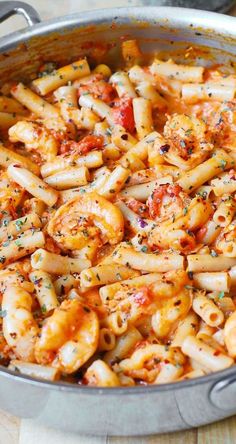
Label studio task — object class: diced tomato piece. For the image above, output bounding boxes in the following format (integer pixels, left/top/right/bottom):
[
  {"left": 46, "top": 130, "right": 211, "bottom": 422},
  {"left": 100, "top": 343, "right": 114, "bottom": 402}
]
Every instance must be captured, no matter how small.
[
  {"left": 9, "top": 204, "right": 20, "bottom": 220},
  {"left": 112, "top": 97, "right": 135, "bottom": 133},
  {"left": 77, "top": 74, "right": 115, "bottom": 103},
  {"left": 59, "top": 135, "right": 104, "bottom": 155}
]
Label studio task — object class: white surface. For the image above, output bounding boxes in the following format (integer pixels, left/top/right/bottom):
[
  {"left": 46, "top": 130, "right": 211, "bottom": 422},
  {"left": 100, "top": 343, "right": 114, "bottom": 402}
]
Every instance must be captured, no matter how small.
[{"left": 19, "top": 420, "right": 107, "bottom": 444}]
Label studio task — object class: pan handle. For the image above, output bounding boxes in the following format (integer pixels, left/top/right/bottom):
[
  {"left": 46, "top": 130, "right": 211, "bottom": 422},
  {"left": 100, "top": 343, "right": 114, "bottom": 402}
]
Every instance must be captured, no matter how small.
[
  {"left": 0, "top": 1, "right": 41, "bottom": 27},
  {"left": 210, "top": 376, "right": 236, "bottom": 411}
]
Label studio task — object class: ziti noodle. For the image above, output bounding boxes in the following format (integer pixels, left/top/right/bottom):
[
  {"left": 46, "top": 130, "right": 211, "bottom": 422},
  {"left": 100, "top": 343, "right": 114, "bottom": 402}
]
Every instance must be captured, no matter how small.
[{"left": 0, "top": 41, "right": 236, "bottom": 386}]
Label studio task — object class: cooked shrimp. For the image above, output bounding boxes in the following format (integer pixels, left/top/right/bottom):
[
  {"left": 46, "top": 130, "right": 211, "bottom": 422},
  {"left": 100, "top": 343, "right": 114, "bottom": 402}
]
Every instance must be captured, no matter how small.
[
  {"left": 35, "top": 299, "right": 99, "bottom": 373},
  {"left": 160, "top": 114, "right": 213, "bottom": 170},
  {"left": 0, "top": 171, "right": 24, "bottom": 215},
  {"left": 148, "top": 196, "right": 213, "bottom": 252},
  {"left": 2, "top": 285, "right": 39, "bottom": 362},
  {"left": 206, "top": 100, "right": 236, "bottom": 152},
  {"left": 0, "top": 268, "right": 34, "bottom": 293},
  {"left": 47, "top": 191, "right": 124, "bottom": 251},
  {"left": 147, "top": 183, "right": 190, "bottom": 222},
  {"left": 102, "top": 283, "right": 155, "bottom": 324},
  {"left": 9, "top": 120, "right": 58, "bottom": 161}
]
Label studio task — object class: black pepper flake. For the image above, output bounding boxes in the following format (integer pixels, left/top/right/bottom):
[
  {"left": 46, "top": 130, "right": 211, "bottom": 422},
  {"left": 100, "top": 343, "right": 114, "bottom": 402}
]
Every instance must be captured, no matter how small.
[
  {"left": 188, "top": 271, "right": 194, "bottom": 280},
  {"left": 83, "top": 306, "right": 90, "bottom": 313}
]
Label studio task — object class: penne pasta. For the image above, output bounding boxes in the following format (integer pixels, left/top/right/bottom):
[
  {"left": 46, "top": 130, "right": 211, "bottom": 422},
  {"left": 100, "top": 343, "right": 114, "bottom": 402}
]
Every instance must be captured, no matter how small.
[
  {"left": 192, "top": 293, "right": 224, "bottom": 327},
  {"left": 84, "top": 360, "right": 120, "bottom": 387},
  {"left": 9, "top": 360, "right": 60, "bottom": 381},
  {"left": 0, "top": 143, "right": 39, "bottom": 175},
  {"left": 98, "top": 328, "right": 116, "bottom": 352},
  {"left": 150, "top": 59, "right": 204, "bottom": 83},
  {"left": 104, "top": 327, "right": 142, "bottom": 365},
  {"left": 0, "top": 231, "right": 45, "bottom": 268},
  {"left": 32, "top": 59, "right": 90, "bottom": 95},
  {"left": 120, "top": 176, "right": 172, "bottom": 201},
  {"left": 44, "top": 166, "right": 90, "bottom": 190},
  {"left": 111, "top": 125, "right": 137, "bottom": 152},
  {"left": 171, "top": 312, "right": 198, "bottom": 347},
  {"left": 0, "top": 96, "right": 28, "bottom": 115},
  {"left": 7, "top": 164, "right": 58, "bottom": 206},
  {"left": 31, "top": 249, "right": 91, "bottom": 274},
  {"left": 133, "top": 97, "right": 153, "bottom": 140},
  {"left": 182, "top": 336, "right": 233, "bottom": 372},
  {"left": 110, "top": 71, "right": 137, "bottom": 98},
  {"left": 0, "top": 213, "right": 42, "bottom": 242},
  {"left": 0, "top": 112, "right": 22, "bottom": 129},
  {"left": 100, "top": 273, "right": 161, "bottom": 304},
  {"left": 211, "top": 172, "right": 236, "bottom": 196},
  {"left": 99, "top": 166, "right": 130, "bottom": 199},
  {"left": 182, "top": 82, "right": 235, "bottom": 103},
  {"left": 11, "top": 83, "right": 65, "bottom": 132},
  {"left": 213, "top": 197, "right": 236, "bottom": 227},
  {"left": 80, "top": 264, "right": 139, "bottom": 288},
  {"left": 119, "top": 131, "right": 159, "bottom": 166},
  {"left": 29, "top": 270, "right": 59, "bottom": 312},
  {"left": 136, "top": 81, "right": 167, "bottom": 110},
  {"left": 177, "top": 150, "right": 234, "bottom": 192},
  {"left": 113, "top": 244, "right": 184, "bottom": 272},
  {"left": 193, "top": 272, "right": 230, "bottom": 293},
  {"left": 0, "top": 53, "right": 236, "bottom": 387},
  {"left": 79, "top": 94, "right": 113, "bottom": 125},
  {"left": 41, "top": 151, "right": 103, "bottom": 178},
  {"left": 187, "top": 254, "right": 236, "bottom": 272}
]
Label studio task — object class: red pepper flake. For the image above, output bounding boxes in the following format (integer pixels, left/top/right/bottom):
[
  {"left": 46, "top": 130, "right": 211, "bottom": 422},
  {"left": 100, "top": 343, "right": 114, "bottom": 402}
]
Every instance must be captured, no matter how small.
[{"left": 213, "top": 350, "right": 221, "bottom": 356}]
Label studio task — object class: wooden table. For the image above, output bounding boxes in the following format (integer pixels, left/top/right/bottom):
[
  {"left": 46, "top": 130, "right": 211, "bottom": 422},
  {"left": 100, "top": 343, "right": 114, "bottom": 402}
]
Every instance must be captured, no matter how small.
[{"left": 0, "top": 0, "right": 236, "bottom": 442}]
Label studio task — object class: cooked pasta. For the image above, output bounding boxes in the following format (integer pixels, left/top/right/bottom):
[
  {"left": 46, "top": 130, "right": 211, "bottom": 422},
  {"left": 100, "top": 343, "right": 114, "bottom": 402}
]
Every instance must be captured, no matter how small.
[{"left": 0, "top": 43, "right": 235, "bottom": 387}]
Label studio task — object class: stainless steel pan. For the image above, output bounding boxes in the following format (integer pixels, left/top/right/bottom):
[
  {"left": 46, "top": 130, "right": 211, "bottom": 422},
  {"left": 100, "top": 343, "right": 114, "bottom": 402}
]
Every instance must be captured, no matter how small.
[{"left": 0, "top": 1, "right": 236, "bottom": 436}]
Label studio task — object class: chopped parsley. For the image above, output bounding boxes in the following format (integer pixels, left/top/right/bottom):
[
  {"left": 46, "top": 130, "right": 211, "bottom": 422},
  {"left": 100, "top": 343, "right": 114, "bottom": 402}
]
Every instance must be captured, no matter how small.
[
  {"left": 197, "top": 190, "right": 207, "bottom": 200},
  {"left": 0, "top": 309, "right": 7, "bottom": 318},
  {"left": 41, "top": 304, "right": 47, "bottom": 314},
  {"left": 220, "top": 159, "right": 227, "bottom": 171},
  {"left": 15, "top": 218, "right": 27, "bottom": 231},
  {"left": 188, "top": 271, "right": 194, "bottom": 280},
  {"left": 45, "top": 283, "right": 52, "bottom": 289},
  {"left": 141, "top": 245, "right": 148, "bottom": 253}
]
